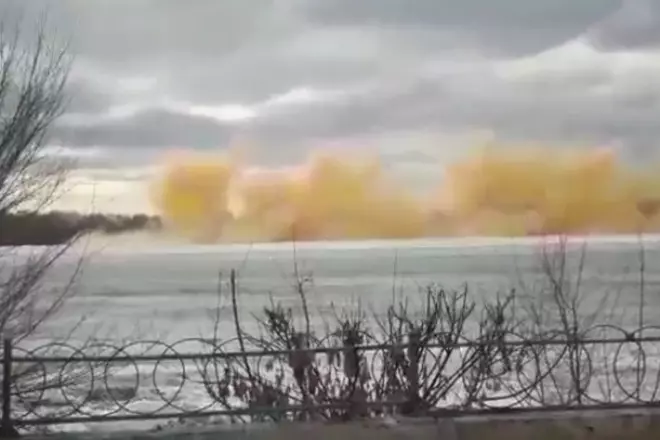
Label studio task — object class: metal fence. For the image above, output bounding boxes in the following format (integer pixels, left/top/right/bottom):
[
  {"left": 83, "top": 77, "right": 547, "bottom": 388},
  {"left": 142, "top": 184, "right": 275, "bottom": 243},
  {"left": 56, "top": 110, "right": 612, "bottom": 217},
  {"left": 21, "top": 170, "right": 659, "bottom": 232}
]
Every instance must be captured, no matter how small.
[{"left": 2, "top": 325, "right": 660, "bottom": 434}]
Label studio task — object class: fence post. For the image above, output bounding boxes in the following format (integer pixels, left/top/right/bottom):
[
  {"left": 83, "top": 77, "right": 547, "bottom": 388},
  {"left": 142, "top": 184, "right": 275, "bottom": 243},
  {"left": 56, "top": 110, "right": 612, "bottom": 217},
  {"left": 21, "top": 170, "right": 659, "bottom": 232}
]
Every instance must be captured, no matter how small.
[{"left": 1, "top": 337, "right": 18, "bottom": 438}]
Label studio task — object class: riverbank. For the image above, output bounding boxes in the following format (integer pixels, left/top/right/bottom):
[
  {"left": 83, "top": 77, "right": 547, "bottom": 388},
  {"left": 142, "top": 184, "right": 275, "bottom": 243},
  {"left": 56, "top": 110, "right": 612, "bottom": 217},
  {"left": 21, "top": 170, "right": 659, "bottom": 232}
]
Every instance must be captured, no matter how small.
[{"left": 24, "top": 407, "right": 660, "bottom": 440}]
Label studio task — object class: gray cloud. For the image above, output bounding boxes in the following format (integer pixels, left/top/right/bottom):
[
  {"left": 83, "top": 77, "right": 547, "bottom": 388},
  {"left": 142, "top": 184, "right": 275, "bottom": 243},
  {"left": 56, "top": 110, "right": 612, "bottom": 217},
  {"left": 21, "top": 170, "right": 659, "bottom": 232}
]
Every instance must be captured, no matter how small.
[
  {"left": 240, "top": 42, "right": 660, "bottom": 162},
  {"left": 588, "top": 0, "right": 660, "bottom": 50},
  {"left": 302, "top": 0, "right": 623, "bottom": 55},
  {"left": 51, "top": 109, "right": 234, "bottom": 149},
  {"left": 2, "top": 0, "right": 660, "bottom": 172},
  {"left": 63, "top": 77, "right": 115, "bottom": 114},
  {"left": 1, "top": 0, "right": 288, "bottom": 64}
]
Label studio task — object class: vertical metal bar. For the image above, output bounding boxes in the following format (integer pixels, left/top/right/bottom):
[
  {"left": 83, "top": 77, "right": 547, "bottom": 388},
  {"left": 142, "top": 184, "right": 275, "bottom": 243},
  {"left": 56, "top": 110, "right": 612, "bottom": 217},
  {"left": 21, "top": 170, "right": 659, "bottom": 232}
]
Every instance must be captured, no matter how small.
[{"left": 1, "top": 338, "right": 18, "bottom": 437}]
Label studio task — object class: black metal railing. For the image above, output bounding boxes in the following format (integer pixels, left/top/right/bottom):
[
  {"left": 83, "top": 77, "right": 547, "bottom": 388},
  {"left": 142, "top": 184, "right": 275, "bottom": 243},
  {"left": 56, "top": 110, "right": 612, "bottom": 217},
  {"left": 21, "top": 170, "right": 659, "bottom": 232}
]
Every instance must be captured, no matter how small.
[{"left": 2, "top": 325, "right": 660, "bottom": 433}]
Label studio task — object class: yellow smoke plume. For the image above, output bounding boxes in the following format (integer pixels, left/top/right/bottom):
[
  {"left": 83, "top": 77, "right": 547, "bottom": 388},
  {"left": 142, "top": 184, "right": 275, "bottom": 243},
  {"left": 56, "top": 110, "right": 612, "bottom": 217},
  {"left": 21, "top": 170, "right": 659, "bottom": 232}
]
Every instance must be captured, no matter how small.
[
  {"left": 149, "top": 150, "right": 236, "bottom": 242},
  {"left": 149, "top": 144, "right": 660, "bottom": 242}
]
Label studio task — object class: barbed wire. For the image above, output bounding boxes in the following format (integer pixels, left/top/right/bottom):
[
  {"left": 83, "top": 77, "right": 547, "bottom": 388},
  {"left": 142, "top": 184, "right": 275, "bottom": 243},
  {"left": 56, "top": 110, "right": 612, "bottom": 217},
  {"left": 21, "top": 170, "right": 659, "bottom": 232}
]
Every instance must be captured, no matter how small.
[{"left": 2, "top": 323, "right": 660, "bottom": 426}]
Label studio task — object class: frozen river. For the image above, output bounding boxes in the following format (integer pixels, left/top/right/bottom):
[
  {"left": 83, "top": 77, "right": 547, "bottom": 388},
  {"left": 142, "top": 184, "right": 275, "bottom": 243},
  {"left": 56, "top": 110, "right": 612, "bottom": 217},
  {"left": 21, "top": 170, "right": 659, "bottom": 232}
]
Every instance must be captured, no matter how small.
[
  {"left": 19, "top": 233, "right": 660, "bottom": 344},
  {"left": 4, "top": 234, "right": 660, "bottom": 432}
]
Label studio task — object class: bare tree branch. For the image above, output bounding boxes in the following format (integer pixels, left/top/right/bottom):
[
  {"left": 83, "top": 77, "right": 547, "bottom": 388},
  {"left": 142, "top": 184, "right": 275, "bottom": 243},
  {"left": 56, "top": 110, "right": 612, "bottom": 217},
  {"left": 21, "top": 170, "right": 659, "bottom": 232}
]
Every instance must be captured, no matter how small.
[{"left": 0, "top": 18, "right": 76, "bottom": 341}]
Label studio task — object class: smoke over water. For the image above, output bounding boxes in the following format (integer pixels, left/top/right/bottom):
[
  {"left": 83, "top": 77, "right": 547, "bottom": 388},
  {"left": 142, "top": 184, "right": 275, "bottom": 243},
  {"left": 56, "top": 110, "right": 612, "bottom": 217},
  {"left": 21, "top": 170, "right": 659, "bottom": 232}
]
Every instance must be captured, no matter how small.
[{"left": 149, "top": 146, "right": 660, "bottom": 242}]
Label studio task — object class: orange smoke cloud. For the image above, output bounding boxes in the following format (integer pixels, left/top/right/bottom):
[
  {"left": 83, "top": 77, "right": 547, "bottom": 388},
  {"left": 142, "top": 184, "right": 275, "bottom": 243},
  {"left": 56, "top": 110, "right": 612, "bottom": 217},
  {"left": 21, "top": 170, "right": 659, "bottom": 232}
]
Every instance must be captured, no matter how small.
[
  {"left": 149, "top": 145, "right": 660, "bottom": 242},
  {"left": 149, "top": 151, "right": 236, "bottom": 242}
]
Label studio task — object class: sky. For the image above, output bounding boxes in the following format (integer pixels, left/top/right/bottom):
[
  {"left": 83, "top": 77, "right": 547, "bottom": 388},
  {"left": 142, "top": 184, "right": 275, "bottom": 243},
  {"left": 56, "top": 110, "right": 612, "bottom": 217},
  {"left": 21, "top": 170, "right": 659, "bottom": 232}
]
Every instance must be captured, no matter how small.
[{"left": 2, "top": 0, "right": 660, "bottom": 214}]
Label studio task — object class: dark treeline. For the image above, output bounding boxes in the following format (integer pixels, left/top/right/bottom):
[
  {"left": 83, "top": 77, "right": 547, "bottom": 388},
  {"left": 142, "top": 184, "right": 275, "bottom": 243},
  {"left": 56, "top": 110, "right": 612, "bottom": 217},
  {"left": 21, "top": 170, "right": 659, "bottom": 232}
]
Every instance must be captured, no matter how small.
[{"left": 0, "top": 211, "right": 162, "bottom": 246}]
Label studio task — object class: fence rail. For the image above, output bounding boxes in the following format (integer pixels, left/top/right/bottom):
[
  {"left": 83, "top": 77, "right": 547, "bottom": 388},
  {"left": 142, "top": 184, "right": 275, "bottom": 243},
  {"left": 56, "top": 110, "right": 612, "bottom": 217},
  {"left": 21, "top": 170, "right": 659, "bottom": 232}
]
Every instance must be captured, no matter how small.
[{"left": 2, "top": 325, "right": 660, "bottom": 433}]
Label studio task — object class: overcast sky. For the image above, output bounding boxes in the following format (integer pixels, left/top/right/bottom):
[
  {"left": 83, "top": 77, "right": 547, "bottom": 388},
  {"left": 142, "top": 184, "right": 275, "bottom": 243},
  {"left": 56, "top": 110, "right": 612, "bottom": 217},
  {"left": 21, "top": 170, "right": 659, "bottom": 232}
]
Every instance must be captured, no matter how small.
[{"left": 2, "top": 0, "right": 660, "bottom": 213}]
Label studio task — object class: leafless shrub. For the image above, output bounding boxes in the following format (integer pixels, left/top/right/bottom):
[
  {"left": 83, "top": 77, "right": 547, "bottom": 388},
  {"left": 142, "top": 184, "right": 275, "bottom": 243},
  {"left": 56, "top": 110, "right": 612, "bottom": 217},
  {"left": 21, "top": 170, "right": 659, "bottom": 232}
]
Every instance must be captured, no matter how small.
[
  {"left": 195, "top": 233, "right": 654, "bottom": 423},
  {"left": 195, "top": 270, "right": 522, "bottom": 421}
]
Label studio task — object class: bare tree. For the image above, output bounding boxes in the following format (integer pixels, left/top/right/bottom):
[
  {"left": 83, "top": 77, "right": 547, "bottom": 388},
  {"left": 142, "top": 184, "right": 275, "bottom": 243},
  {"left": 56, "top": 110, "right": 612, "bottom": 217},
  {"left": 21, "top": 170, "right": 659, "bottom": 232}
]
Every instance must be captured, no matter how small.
[
  {"left": 0, "top": 21, "right": 77, "bottom": 343},
  {"left": 0, "top": 21, "right": 94, "bottom": 437}
]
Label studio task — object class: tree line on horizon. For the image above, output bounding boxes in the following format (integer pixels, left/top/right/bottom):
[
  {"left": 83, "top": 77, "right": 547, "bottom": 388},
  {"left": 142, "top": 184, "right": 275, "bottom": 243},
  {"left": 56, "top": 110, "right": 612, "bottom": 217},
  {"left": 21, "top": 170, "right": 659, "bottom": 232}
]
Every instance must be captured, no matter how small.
[{"left": 0, "top": 211, "right": 162, "bottom": 246}]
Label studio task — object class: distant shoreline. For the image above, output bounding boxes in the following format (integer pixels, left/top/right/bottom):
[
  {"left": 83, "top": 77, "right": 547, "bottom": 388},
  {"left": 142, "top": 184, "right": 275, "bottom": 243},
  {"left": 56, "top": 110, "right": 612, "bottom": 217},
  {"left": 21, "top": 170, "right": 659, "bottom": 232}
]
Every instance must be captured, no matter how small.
[
  {"left": 0, "top": 211, "right": 162, "bottom": 246},
  {"left": 3, "top": 210, "right": 660, "bottom": 247}
]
